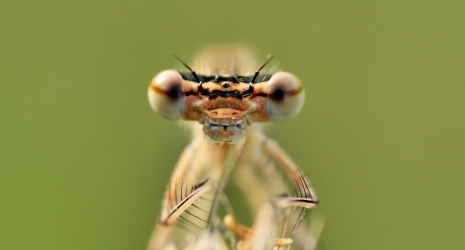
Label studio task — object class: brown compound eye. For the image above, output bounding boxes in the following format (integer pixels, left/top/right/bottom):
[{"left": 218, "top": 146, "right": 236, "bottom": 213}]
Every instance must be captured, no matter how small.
[
  {"left": 148, "top": 70, "right": 185, "bottom": 120},
  {"left": 266, "top": 72, "right": 305, "bottom": 122}
]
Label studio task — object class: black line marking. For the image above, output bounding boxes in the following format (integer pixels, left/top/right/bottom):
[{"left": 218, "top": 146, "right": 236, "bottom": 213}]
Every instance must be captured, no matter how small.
[
  {"left": 176, "top": 216, "right": 203, "bottom": 232},
  {"left": 292, "top": 207, "right": 306, "bottom": 233},
  {"left": 180, "top": 72, "right": 273, "bottom": 84},
  {"left": 191, "top": 204, "right": 209, "bottom": 214},
  {"left": 293, "top": 198, "right": 317, "bottom": 204},
  {"left": 185, "top": 210, "right": 207, "bottom": 223},
  {"left": 294, "top": 174, "right": 304, "bottom": 198},
  {"left": 179, "top": 215, "right": 202, "bottom": 229},
  {"left": 185, "top": 90, "right": 197, "bottom": 96},
  {"left": 174, "top": 220, "right": 197, "bottom": 232},
  {"left": 298, "top": 169, "right": 311, "bottom": 199},
  {"left": 297, "top": 171, "right": 308, "bottom": 199},
  {"left": 198, "top": 88, "right": 255, "bottom": 100}
]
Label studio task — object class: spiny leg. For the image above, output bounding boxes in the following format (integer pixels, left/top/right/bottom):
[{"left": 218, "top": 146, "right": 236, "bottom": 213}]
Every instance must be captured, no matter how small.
[
  {"left": 257, "top": 134, "right": 320, "bottom": 248},
  {"left": 224, "top": 193, "right": 319, "bottom": 250},
  {"left": 149, "top": 138, "right": 245, "bottom": 249},
  {"left": 148, "top": 138, "right": 208, "bottom": 249},
  {"left": 256, "top": 134, "right": 318, "bottom": 204}
]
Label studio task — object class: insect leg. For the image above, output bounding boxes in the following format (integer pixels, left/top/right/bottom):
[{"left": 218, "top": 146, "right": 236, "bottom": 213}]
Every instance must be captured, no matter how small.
[
  {"left": 256, "top": 134, "right": 321, "bottom": 249},
  {"left": 257, "top": 134, "right": 319, "bottom": 203},
  {"left": 148, "top": 138, "right": 207, "bottom": 250},
  {"left": 224, "top": 203, "right": 293, "bottom": 250}
]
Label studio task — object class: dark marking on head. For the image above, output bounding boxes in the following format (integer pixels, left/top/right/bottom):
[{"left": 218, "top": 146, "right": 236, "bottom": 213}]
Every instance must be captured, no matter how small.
[
  {"left": 150, "top": 84, "right": 184, "bottom": 99},
  {"left": 270, "top": 87, "right": 285, "bottom": 101},
  {"left": 179, "top": 73, "right": 273, "bottom": 84},
  {"left": 185, "top": 90, "right": 197, "bottom": 96},
  {"left": 268, "top": 85, "right": 304, "bottom": 101},
  {"left": 197, "top": 83, "right": 255, "bottom": 100},
  {"left": 166, "top": 85, "right": 183, "bottom": 99},
  {"left": 221, "top": 82, "right": 231, "bottom": 88}
]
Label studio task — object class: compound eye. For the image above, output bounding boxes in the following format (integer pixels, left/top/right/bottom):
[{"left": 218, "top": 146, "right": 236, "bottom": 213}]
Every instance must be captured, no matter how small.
[
  {"left": 148, "top": 70, "right": 185, "bottom": 120},
  {"left": 266, "top": 72, "right": 305, "bottom": 122}
]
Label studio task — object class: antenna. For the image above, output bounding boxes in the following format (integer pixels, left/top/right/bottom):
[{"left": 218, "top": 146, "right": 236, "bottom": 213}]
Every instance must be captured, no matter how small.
[
  {"left": 172, "top": 54, "right": 201, "bottom": 83},
  {"left": 251, "top": 55, "right": 275, "bottom": 84}
]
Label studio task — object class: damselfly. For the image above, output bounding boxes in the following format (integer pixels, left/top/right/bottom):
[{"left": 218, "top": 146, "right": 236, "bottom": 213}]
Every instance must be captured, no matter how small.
[{"left": 147, "top": 44, "right": 321, "bottom": 250}]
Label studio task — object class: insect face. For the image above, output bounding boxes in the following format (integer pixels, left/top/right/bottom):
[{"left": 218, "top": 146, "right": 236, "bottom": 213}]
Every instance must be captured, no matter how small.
[{"left": 148, "top": 48, "right": 305, "bottom": 143}]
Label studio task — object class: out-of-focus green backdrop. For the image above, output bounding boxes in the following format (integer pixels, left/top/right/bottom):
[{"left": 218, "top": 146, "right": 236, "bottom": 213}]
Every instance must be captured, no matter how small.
[{"left": 1, "top": 1, "right": 464, "bottom": 249}]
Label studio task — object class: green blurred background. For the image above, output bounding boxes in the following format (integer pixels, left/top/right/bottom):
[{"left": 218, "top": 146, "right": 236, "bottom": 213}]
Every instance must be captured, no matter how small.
[{"left": 1, "top": 1, "right": 464, "bottom": 249}]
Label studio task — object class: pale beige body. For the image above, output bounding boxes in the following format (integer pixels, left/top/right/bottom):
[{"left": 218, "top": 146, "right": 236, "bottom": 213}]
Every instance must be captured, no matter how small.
[{"left": 148, "top": 45, "right": 320, "bottom": 249}]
